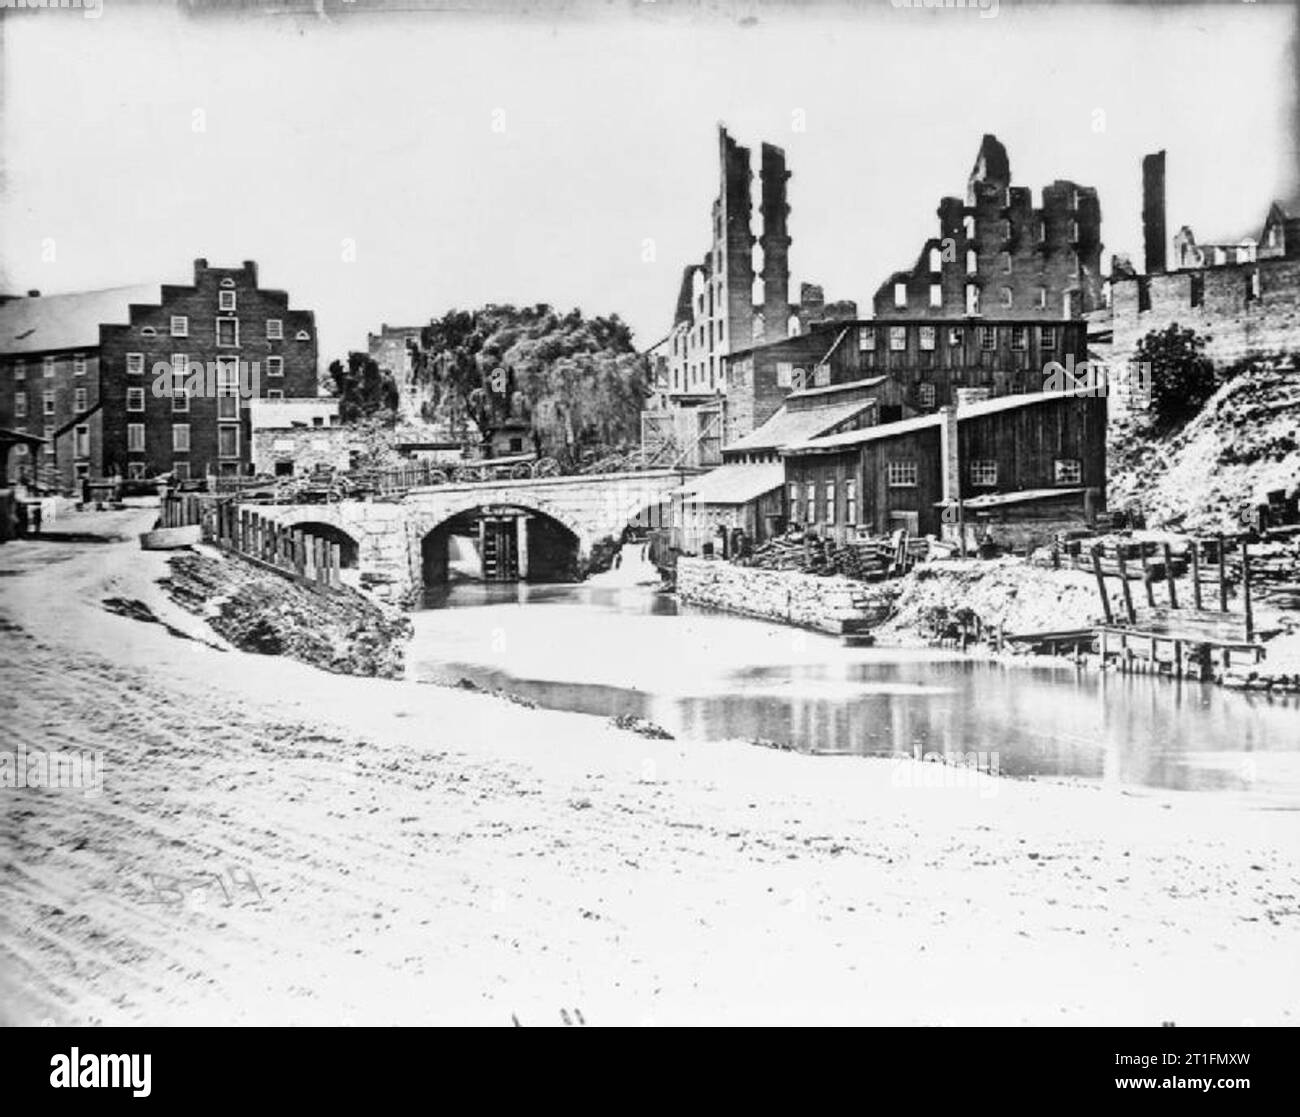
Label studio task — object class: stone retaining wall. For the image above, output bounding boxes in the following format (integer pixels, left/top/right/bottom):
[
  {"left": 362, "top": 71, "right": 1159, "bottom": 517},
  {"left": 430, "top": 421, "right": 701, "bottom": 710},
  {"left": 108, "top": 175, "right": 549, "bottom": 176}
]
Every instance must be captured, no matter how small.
[{"left": 675, "top": 557, "right": 896, "bottom": 631}]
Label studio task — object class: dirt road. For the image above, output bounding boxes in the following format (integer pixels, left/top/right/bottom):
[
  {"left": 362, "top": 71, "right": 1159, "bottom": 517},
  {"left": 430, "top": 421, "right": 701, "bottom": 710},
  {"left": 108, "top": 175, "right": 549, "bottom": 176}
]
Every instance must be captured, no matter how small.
[{"left": 1, "top": 510, "right": 1297, "bottom": 1025}]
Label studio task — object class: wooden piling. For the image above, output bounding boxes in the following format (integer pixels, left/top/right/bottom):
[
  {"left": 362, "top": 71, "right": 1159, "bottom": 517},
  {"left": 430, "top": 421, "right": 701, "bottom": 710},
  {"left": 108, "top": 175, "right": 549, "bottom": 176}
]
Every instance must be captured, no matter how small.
[
  {"left": 1242, "top": 539, "right": 1253, "bottom": 643},
  {"left": 1191, "top": 539, "right": 1203, "bottom": 610},
  {"left": 1217, "top": 532, "right": 1228, "bottom": 612},
  {"left": 1139, "top": 546, "right": 1156, "bottom": 608},
  {"left": 1091, "top": 546, "right": 1113, "bottom": 624},
  {"left": 1162, "top": 542, "right": 1178, "bottom": 609},
  {"left": 1115, "top": 549, "right": 1137, "bottom": 624}
]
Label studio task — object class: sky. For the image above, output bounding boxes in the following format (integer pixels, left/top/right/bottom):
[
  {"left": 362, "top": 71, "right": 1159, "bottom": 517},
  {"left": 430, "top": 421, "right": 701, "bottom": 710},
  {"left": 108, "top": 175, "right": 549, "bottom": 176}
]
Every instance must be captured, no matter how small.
[{"left": 1, "top": 0, "right": 1296, "bottom": 367}]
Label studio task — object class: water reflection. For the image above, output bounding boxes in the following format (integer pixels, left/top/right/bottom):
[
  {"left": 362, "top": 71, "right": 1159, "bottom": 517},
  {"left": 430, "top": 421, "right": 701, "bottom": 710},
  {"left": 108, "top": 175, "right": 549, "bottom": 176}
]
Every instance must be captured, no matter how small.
[{"left": 410, "top": 581, "right": 1300, "bottom": 804}]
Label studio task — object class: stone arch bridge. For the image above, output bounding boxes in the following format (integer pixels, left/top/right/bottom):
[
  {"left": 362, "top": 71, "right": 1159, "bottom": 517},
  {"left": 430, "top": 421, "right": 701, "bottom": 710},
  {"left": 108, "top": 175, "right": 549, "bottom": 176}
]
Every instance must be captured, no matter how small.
[{"left": 254, "top": 469, "right": 688, "bottom": 605}]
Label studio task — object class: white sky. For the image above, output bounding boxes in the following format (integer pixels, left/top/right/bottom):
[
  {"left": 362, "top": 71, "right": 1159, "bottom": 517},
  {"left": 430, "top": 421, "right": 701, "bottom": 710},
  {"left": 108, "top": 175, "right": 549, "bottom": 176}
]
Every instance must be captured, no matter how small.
[{"left": 1, "top": 1, "right": 1295, "bottom": 366}]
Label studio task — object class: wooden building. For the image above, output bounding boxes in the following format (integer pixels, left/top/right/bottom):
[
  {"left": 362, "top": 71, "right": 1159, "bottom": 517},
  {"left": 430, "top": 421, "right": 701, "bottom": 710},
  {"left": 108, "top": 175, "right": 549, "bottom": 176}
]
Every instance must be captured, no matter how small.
[
  {"left": 782, "top": 391, "right": 1106, "bottom": 550},
  {"left": 675, "top": 462, "right": 785, "bottom": 556}
]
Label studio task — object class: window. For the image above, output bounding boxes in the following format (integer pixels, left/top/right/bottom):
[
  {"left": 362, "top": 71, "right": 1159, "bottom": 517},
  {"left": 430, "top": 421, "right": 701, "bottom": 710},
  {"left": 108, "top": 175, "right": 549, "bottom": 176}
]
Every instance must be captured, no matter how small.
[
  {"left": 1037, "top": 220, "right": 1046, "bottom": 244},
  {"left": 1036, "top": 287, "right": 1047, "bottom": 309},
  {"left": 805, "top": 482, "right": 817, "bottom": 524},
  {"left": 978, "top": 325, "right": 997, "bottom": 351},
  {"left": 894, "top": 283, "right": 908, "bottom": 309},
  {"left": 919, "top": 326, "right": 936, "bottom": 351},
  {"left": 1002, "top": 219, "right": 1011, "bottom": 241},
  {"left": 267, "top": 357, "right": 283, "bottom": 378},
  {"left": 1190, "top": 274, "right": 1204, "bottom": 308},
  {"left": 219, "top": 290, "right": 237, "bottom": 312},
  {"left": 75, "top": 463, "right": 90, "bottom": 479},
  {"left": 1000, "top": 287, "right": 1013, "bottom": 308},
  {"left": 127, "top": 423, "right": 145, "bottom": 452},
  {"left": 966, "top": 284, "right": 980, "bottom": 316},
  {"left": 172, "top": 462, "right": 190, "bottom": 481},
  {"left": 999, "top": 252, "right": 1012, "bottom": 275},
  {"left": 1054, "top": 458, "right": 1082, "bottom": 485},
  {"left": 963, "top": 215, "right": 975, "bottom": 240},
  {"left": 172, "top": 424, "right": 190, "bottom": 453},
  {"left": 217, "top": 319, "right": 238, "bottom": 347},
  {"left": 14, "top": 360, "right": 25, "bottom": 381},
  {"left": 929, "top": 284, "right": 942, "bottom": 309},
  {"left": 73, "top": 353, "right": 86, "bottom": 375},
  {"left": 948, "top": 327, "right": 964, "bottom": 348},
  {"left": 971, "top": 460, "right": 998, "bottom": 486},
  {"left": 844, "top": 478, "right": 857, "bottom": 525},
  {"left": 141, "top": 326, "right": 157, "bottom": 338},
  {"left": 43, "top": 425, "right": 55, "bottom": 455},
  {"left": 43, "top": 356, "right": 55, "bottom": 378},
  {"left": 918, "top": 383, "right": 936, "bottom": 408},
  {"left": 774, "top": 361, "right": 794, "bottom": 387},
  {"left": 1010, "top": 326, "right": 1028, "bottom": 352},
  {"left": 889, "top": 326, "right": 907, "bottom": 352},
  {"left": 887, "top": 460, "right": 918, "bottom": 488},
  {"left": 1247, "top": 271, "right": 1261, "bottom": 302},
  {"left": 217, "top": 394, "right": 239, "bottom": 420},
  {"left": 218, "top": 425, "right": 240, "bottom": 459},
  {"left": 1137, "top": 277, "right": 1151, "bottom": 313},
  {"left": 43, "top": 390, "right": 55, "bottom": 416},
  {"left": 127, "top": 462, "right": 146, "bottom": 480},
  {"left": 74, "top": 425, "right": 90, "bottom": 459},
  {"left": 74, "top": 387, "right": 87, "bottom": 412},
  {"left": 928, "top": 246, "right": 942, "bottom": 273},
  {"left": 171, "top": 315, "right": 189, "bottom": 337},
  {"left": 789, "top": 483, "right": 800, "bottom": 516},
  {"left": 126, "top": 387, "right": 145, "bottom": 411},
  {"left": 857, "top": 327, "right": 875, "bottom": 352},
  {"left": 824, "top": 481, "right": 836, "bottom": 524},
  {"left": 266, "top": 319, "right": 283, "bottom": 340},
  {"left": 1040, "top": 327, "right": 1056, "bottom": 351},
  {"left": 127, "top": 353, "right": 145, "bottom": 375},
  {"left": 268, "top": 389, "right": 284, "bottom": 401},
  {"left": 965, "top": 250, "right": 977, "bottom": 276},
  {"left": 172, "top": 387, "right": 189, "bottom": 414},
  {"left": 14, "top": 394, "right": 27, "bottom": 419},
  {"left": 1070, "top": 220, "right": 1080, "bottom": 243}
]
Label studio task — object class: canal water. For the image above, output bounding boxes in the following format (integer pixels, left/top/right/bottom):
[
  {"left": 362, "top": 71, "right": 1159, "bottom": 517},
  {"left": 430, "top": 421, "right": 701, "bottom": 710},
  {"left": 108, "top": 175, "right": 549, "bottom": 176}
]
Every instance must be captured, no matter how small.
[{"left": 410, "top": 549, "right": 1300, "bottom": 805}]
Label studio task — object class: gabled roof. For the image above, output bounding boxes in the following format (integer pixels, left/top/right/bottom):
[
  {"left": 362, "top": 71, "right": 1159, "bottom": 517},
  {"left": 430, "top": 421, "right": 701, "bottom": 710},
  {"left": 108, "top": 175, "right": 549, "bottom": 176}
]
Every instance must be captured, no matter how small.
[
  {"left": 675, "top": 462, "right": 785, "bottom": 505},
  {"left": 723, "top": 380, "right": 883, "bottom": 454},
  {"left": 0, "top": 285, "right": 159, "bottom": 356}
]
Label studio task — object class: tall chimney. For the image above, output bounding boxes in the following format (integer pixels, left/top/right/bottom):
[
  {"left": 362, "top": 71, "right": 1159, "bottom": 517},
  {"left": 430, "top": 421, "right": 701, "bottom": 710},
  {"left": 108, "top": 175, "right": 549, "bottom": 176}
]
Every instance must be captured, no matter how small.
[
  {"left": 760, "top": 143, "right": 791, "bottom": 338},
  {"left": 1142, "top": 151, "right": 1167, "bottom": 275}
]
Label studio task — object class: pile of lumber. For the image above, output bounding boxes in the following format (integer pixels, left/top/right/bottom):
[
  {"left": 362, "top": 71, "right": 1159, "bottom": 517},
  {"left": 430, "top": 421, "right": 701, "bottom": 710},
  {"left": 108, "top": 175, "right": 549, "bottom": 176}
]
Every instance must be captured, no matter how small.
[{"left": 740, "top": 535, "right": 896, "bottom": 581}]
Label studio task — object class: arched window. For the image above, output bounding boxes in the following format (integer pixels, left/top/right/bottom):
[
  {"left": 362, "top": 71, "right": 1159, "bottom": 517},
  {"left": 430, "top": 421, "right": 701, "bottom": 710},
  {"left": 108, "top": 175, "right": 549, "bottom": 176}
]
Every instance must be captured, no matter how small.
[{"left": 928, "top": 246, "right": 942, "bottom": 273}]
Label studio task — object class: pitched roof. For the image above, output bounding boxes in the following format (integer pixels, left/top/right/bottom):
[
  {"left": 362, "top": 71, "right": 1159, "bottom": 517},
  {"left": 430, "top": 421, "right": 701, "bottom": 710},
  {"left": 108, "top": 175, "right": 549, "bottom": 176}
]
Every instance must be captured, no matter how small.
[
  {"left": 723, "top": 380, "right": 884, "bottom": 454},
  {"left": 0, "top": 285, "right": 159, "bottom": 356},
  {"left": 675, "top": 462, "right": 785, "bottom": 505},
  {"left": 782, "top": 391, "right": 1086, "bottom": 455}
]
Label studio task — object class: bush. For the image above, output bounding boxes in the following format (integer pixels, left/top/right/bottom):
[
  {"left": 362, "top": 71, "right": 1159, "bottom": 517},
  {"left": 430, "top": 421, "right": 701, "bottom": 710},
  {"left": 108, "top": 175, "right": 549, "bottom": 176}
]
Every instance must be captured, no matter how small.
[{"left": 1134, "top": 324, "right": 1218, "bottom": 429}]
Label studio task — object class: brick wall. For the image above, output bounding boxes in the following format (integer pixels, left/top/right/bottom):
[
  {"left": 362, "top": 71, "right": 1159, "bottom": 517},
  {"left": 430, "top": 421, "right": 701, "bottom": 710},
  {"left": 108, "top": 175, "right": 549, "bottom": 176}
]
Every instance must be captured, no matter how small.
[
  {"left": 98, "top": 260, "right": 318, "bottom": 480},
  {"left": 1110, "top": 258, "right": 1300, "bottom": 372}
]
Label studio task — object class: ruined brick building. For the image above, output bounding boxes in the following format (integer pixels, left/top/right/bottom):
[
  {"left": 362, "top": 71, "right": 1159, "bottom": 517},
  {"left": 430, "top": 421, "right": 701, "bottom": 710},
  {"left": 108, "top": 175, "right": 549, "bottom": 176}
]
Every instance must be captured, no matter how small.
[
  {"left": 873, "top": 135, "right": 1103, "bottom": 321},
  {"left": 1109, "top": 149, "right": 1300, "bottom": 389},
  {"left": 662, "top": 126, "right": 856, "bottom": 402}
]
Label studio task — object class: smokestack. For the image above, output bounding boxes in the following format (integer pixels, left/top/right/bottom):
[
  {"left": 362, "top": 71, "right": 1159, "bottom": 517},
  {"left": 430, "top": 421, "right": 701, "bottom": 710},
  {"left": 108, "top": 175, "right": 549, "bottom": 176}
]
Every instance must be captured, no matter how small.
[
  {"left": 1142, "top": 151, "right": 1167, "bottom": 275},
  {"left": 760, "top": 143, "right": 791, "bottom": 336}
]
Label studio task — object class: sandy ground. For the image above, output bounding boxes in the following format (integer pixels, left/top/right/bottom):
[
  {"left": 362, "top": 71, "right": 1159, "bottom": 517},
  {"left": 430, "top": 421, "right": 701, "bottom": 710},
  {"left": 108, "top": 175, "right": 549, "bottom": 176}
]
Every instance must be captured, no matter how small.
[{"left": 1, "top": 510, "right": 1298, "bottom": 1027}]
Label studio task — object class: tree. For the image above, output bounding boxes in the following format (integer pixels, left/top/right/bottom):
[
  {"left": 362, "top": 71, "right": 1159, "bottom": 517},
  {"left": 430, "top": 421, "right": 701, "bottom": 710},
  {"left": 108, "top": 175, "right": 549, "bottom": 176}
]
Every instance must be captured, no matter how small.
[
  {"left": 1134, "top": 324, "right": 1219, "bottom": 429},
  {"left": 327, "top": 352, "right": 400, "bottom": 425},
  {"left": 408, "top": 304, "right": 649, "bottom": 468}
]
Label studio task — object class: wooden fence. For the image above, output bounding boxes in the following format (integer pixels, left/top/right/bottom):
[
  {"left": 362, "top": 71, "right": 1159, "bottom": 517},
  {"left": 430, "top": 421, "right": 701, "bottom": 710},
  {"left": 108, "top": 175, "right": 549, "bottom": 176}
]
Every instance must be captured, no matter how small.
[{"left": 160, "top": 493, "right": 341, "bottom": 588}]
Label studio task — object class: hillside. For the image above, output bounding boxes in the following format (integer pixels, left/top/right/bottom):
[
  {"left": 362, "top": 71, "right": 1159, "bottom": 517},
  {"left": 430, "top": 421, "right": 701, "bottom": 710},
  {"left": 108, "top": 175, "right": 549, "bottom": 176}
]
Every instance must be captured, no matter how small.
[{"left": 1107, "top": 358, "right": 1300, "bottom": 531}]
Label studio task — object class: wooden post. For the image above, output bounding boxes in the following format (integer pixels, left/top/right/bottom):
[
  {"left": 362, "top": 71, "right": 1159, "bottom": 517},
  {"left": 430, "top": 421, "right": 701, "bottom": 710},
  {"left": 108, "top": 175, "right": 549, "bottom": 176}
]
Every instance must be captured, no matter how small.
[
  {"left": 1115, "top": 548, "right": 1137, "bottom": 624},
  {"left": 1139, "top": 546, "right": 1156, "bottom": 608},
  {"left": 1242, "top": 539, "right": 1254, "bottom": 643},
  {"left": 1091, "top": 547, "right": 1113, "bottom": 624},
  {"left": 1191, "top": 538, "right": 1203, "bottom": 610},
  {"left": 1217, "top": 532, "right": 1228, "bottom": 612},
  {"left": 1173, "top": 639, "right": 1183, "bottom": 679},
  {"left": 1162, "top": 542, "right": 1179, "bottom": 610},
  {"left": 329, "top": 542, "right": 341, "bottom": 586}
]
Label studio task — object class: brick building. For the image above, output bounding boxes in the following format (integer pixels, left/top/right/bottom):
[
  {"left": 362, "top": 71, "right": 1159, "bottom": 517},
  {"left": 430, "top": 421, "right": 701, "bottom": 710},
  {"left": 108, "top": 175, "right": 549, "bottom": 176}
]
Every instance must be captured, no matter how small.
[
  {"left": 662, "top": 126, "right": 856, "bottom": 402},
  {"left": 1108, "top": 151, "right": 1300, "bottom": 390},
  {"left": 0, "top": 285, "right": 156, "bottom": 489},
  {"left": 367, "top": 324, "right": 423, "bottom": 421},
  {"left": 873, "top": 135, "right": 1103, "bottom": 321},
  {"left": 98, "top": 259, "right": 319, "bottom": 480}
]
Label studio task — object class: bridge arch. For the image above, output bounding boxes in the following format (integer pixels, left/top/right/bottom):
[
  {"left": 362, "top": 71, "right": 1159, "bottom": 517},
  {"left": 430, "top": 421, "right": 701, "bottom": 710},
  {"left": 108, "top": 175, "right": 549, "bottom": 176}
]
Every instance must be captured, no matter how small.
[
  {"left": 253, "top": 506, "right": 364, "bottom": 568},
  {"left": 290, "top": 521, "right": 361, "bottom": 568},
  {"left": 415, "top": 497, "right": 587, "bottom": 586}
]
